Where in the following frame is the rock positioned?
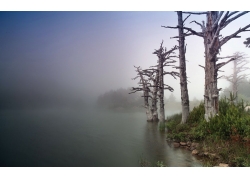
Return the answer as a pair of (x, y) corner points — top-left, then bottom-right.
(187, 141), (191, 147)
(191, 142), (199, 148)
(189, 146), (195, 151)
(209, 153), (219, 159)
(219, 163), (229, 167)
(173, 142), (180, 148)
(204, 152), (209, 156)
(192, 149), (199, 155)
(180, 142), (187, 146)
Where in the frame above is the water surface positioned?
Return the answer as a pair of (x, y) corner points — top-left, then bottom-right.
(0, 108), (202, 167)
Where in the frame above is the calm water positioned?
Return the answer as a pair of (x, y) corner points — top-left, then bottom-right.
(0, 108), (202, 167)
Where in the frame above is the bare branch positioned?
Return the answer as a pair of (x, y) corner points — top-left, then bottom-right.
(199, 64), (205, 69)
(219, 24), (250, 48)
(183, 14), (191, 24)
(216, 57), (236, 70)
(182, 11), (208, 15)
(212, 11), (224, 29)
(162, 25), (204, 37)
(221, 11), (250, 29)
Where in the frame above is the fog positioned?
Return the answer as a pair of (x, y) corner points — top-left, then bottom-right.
(1, 12), (250, 110)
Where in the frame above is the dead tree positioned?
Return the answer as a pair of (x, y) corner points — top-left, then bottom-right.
(163, 11), (190, 124)
(223, 52), (250, 104)
(244, 37), (250, 47)
(141, 68), (159, 121)
(163, 11), (250, 121)
(153, 42), (179, 123)
(130, 66), (153, 121)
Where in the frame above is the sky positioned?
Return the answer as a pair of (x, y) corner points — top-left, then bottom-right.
(0, 11), (250, 109)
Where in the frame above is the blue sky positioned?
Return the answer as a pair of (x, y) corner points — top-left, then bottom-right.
(0, 11), (250, 108)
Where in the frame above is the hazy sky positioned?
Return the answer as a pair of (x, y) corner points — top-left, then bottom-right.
(0, 11), (250, 109)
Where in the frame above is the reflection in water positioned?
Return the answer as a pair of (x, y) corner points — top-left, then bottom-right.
(0, 109), (201, 167)
(143, 122), (201, 167)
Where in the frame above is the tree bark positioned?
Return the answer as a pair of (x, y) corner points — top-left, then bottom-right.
(177, 11), (190, 124)
(203, 12), (220, 121)
(151, 69), (159, 122)
(158, 57), (165, 123)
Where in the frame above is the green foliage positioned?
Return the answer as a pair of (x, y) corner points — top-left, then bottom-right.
(200, 99), (250, 140)
(155, 161), (165, 167)
(166, 113), (181, 132)
(187, 102), (205, 124)
(166, 98), (250, 166)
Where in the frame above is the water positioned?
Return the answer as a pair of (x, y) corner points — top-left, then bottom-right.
(0, 108), (202, 167)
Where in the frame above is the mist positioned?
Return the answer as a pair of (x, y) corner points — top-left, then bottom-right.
(1, 12), (249, 112)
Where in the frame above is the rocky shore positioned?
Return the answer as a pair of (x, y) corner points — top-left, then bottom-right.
(167, 139), (229, 167)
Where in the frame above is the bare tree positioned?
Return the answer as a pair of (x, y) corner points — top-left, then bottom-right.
(163, 11), (250, 121)
(141, 68), (159, 121)
(153, 42), (179, 123)
(244, 37), (250, 47)
(130, 66), (153, 121)
(166, 11), (191, 124)
(223, 52), (250, 104)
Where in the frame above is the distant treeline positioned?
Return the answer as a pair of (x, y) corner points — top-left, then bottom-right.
(96, 88), (202, 112)
(96, 88), (144, 111)
(96, 81), (250, 112)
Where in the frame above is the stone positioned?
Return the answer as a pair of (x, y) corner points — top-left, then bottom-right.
(219, 163), (229, 167)
(191, 142), (199, 148)
(209, 153), (219, 159)
(192, 149), (199, 155)
(180, 142), (187, 146)
(187, 141), (191, 147)
(173, 142), (180, 148)
(204, 152), (209, 156)
(189, 146), (195, 151)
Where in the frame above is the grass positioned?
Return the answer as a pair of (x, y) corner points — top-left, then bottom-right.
(165, 97), (250, 167)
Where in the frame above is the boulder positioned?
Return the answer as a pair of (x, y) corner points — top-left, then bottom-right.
(180, 142), (187, 146)
(204, 152), (209, 156)
(187, 141), (191, 147)
(173, 142), (180, 148)
(219, 163), (229, 167)
(192, 149), (199, 155)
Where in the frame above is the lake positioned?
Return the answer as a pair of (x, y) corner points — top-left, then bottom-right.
(0, 108), (202, 167)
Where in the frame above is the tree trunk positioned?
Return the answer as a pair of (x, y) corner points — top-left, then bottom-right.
(177, 11), (190, 124)
(232, 60), (238, 104)
(204, 12), (220, 121)
(143, 85), (153, 122)
(151, 69), (159, 122)
(159, 56), (165, 123)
